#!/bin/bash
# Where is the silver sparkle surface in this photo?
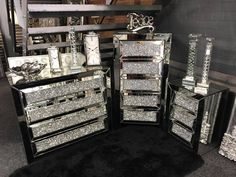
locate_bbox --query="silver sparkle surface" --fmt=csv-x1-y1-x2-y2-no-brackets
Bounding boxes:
171,105,196,128
23,77,104,104
26,93,104,123
31,105,107,138
123,109,157,122
201,38,214,85
200,114,211,144
219,133,236,161
123,95,159,107
185,34,201,78
120,41,164,57
122,79,160,91
174,91,199,114
35,120,106,153
122,62,162,75
127,13,154,32
171,122,193,142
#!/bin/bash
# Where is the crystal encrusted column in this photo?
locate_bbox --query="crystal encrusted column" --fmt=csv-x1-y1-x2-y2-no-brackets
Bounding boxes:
69,27,80,73
182,34,201,90
195,38,214,95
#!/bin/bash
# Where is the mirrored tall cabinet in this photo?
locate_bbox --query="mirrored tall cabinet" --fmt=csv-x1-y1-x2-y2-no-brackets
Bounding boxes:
113,32,172,125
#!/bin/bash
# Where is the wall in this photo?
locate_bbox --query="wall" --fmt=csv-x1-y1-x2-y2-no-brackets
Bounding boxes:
157,0,236,91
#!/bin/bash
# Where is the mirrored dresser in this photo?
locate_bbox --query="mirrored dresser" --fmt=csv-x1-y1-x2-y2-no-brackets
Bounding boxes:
11,68,111,162
113,32,172,125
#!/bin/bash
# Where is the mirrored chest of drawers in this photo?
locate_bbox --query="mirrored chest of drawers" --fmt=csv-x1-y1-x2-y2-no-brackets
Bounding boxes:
167,80,228,152
11,69,111,162
113,32,172,125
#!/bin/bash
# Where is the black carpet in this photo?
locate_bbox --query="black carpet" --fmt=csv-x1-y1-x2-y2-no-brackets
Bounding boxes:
10,125,204,177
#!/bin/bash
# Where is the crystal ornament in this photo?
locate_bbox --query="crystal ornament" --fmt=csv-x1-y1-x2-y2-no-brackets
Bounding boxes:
123,109,157,122
69,27,81,72
219,133,236,161
182,34,202,90
31,105,106,138
195,38,214,95
35,120,106,153
26,93,104,123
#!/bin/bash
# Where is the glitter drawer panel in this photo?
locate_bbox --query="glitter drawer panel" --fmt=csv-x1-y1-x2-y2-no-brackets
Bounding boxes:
123,109,157,122
34,120,106,153
122,62,162,75
120,41,164,57
30,105,107,138
171,122,193,143
26,93,104,123
21,77,104,104
123,95,160,107
171,105,196,128
174,91,199,114
122,79,161,91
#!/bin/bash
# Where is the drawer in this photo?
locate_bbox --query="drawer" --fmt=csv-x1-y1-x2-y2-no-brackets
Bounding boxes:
26,93,104,123
122,79,161,92
123,109,158,122
122,94,160,107
120,40,164,57
33,119,106,153
122,61,163,75
170,121,193,143
171,105,196,128
173,91,199,114
30,105,107,138
21,77,104,105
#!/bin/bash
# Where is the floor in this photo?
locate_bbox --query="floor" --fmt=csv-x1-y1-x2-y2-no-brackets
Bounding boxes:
0,78,235,177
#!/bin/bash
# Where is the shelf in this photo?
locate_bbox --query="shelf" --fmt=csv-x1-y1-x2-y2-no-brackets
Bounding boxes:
28,4,162,18
28,24,127,35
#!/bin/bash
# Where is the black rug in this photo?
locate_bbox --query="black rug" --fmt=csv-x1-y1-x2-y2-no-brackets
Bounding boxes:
10,126,204,177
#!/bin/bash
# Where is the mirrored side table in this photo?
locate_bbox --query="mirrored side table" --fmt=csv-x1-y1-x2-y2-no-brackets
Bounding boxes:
166,80,228,152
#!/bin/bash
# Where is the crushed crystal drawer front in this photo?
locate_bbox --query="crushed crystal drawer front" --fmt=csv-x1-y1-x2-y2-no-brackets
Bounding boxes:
174,91,198,113
30,105,107,138
22,77,104,104
122,79,160,91
171,122,193,142
171,105,196,128
123,95,159,107
123,109,157,122
122,62,162,75
120,41,164,57
34,120,106,153
26,93,104,123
